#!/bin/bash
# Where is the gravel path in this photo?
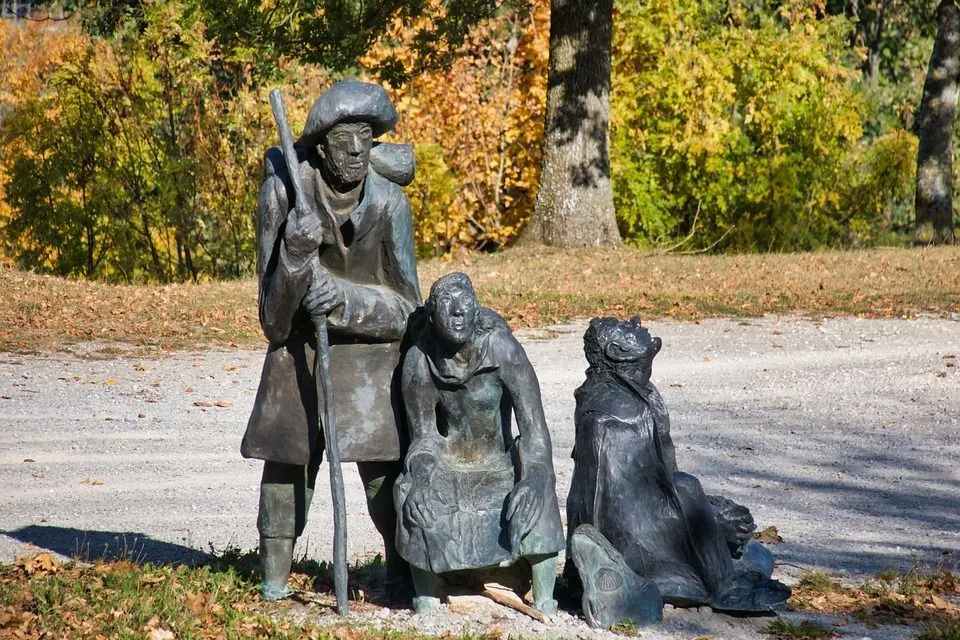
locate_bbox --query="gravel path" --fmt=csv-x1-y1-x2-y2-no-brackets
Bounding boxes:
1,315,958,638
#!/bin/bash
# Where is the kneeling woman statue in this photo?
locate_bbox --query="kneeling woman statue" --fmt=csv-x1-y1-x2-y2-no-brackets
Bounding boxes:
395,272,564,615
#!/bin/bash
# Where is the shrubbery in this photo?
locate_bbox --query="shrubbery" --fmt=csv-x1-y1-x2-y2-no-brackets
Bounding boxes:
611,0,917,251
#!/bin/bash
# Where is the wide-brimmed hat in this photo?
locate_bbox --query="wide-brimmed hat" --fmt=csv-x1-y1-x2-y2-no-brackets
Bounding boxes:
298,79,397,145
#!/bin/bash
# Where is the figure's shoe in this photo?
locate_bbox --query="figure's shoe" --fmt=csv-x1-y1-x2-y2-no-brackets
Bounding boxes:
534,597,558,616
412,595,442,615
260,581,294,601
570,525,663,629
259,536,295,601
711,570,791,614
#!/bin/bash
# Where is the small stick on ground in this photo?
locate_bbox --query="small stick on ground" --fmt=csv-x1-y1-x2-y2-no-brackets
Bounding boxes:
482,582,547,622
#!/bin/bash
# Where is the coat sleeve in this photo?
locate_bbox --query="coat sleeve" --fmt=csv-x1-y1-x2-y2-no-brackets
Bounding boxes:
400,344,443,480
646,386,678,475
497,331,558,484
326,188,422,341
257,148,312,345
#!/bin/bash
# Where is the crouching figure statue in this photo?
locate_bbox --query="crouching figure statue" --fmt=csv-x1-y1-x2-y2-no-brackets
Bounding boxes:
395,272,565,615
566,317,790,628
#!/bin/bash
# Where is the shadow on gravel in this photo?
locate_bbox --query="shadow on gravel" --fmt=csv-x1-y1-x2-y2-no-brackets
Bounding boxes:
1,525,212,565
673,408,960,577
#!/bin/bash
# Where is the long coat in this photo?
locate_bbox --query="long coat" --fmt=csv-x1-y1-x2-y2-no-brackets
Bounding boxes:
241,145,421,466
567,374,733,599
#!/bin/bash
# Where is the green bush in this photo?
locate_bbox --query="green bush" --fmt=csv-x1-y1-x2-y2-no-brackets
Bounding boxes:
611,0,914,251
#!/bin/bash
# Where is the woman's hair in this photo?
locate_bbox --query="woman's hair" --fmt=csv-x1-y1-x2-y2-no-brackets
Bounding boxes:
427,272,476,311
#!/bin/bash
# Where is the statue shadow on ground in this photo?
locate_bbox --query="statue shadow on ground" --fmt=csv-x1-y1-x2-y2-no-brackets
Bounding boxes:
2,525,213,565
649,415,960,578
1,525,408,609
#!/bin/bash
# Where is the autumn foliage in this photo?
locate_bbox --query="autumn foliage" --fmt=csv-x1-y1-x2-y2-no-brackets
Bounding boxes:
0,0,930,282
0,7,329,282
360,0,550,256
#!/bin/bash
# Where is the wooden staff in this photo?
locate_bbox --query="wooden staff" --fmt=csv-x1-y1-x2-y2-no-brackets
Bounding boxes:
269,88,349,616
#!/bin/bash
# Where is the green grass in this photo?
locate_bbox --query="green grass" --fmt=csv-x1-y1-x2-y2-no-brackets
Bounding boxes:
609,619,640,636
918,620,960,640
0,551,459,640
764,619,835,639
795,571,845,594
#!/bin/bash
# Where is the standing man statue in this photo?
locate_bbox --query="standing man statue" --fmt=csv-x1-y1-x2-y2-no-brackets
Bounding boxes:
241,79,421,601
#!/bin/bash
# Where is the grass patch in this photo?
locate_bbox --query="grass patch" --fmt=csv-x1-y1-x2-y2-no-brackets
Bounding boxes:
764,619,836,639
609,619,640,635
1,245,958,354
919,620,960,640
795,571,845,594
789,567,960,627
0,551,451,640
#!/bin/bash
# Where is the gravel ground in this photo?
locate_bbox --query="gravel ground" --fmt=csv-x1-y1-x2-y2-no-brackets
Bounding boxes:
1,315,958,638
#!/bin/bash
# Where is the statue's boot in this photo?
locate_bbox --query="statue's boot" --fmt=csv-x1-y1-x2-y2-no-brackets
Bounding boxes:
569,525,663,629
410,566,444,615
259,536,295,601
710,570,791,614
530,553,559,615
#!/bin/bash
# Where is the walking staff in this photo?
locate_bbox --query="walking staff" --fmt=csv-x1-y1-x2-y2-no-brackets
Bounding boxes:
268,89,349,615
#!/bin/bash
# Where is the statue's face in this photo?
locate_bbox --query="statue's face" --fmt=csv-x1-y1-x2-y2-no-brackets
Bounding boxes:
318,122,373,188
603,325,660,384
431,283,478,348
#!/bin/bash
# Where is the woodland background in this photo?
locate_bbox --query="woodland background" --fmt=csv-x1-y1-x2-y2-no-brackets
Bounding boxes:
0,0,947,282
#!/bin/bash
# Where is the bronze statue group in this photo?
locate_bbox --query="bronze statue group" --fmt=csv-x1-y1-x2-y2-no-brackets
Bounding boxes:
240,80,790,629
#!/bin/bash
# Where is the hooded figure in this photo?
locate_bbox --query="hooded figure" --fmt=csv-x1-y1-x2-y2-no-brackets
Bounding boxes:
566,317,789,625
241,79,421,601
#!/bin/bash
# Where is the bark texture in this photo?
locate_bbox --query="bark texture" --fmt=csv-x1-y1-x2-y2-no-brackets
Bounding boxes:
915,0,959,245
521,0,621,247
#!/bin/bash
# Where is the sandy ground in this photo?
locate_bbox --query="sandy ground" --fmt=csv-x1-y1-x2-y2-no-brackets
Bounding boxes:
1,315,958,638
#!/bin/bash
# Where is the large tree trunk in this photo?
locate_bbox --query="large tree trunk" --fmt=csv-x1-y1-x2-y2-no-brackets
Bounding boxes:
915,0,959,245
521,0,621,247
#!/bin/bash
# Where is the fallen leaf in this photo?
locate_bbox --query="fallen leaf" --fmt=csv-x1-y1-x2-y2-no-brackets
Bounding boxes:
148,627,174,640
15,552,61,575
80,478,104,486
184,591,206,615
754,526,784,544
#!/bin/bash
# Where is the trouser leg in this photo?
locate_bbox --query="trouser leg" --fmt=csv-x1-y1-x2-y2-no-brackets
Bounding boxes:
356,460,409,589
529,553,559,615
257,459,319,599
410,565,444,614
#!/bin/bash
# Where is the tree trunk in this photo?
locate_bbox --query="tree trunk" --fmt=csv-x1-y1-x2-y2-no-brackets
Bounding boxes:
521,0,621,247
915,0,959,245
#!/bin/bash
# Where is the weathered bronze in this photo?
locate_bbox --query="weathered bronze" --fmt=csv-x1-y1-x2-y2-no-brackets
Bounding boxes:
395,273,564,615
566,317,790,625
241,79,421,604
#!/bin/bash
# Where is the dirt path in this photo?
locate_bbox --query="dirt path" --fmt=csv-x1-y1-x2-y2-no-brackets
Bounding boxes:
2,315,958,638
